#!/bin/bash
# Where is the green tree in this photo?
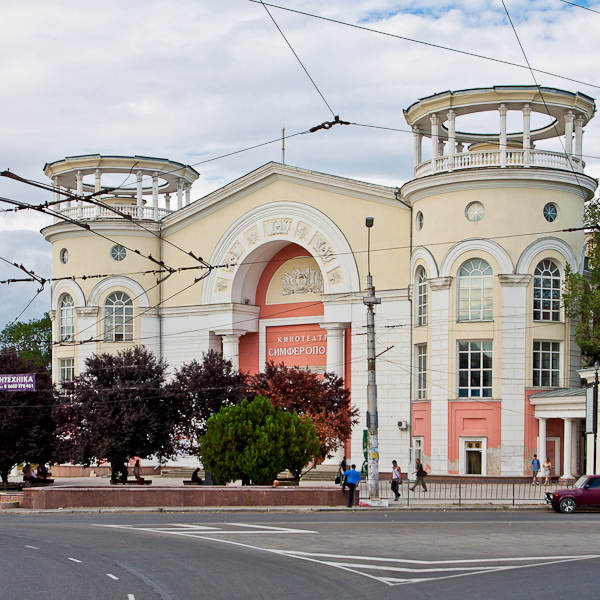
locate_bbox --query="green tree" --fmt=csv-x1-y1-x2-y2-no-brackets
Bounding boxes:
56,346,178,483
563,199,600,362
0,313,52,371
199,396,320,485
0,347,58,488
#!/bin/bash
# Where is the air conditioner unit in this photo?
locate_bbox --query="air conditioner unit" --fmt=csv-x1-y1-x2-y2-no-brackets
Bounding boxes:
397,420,409,430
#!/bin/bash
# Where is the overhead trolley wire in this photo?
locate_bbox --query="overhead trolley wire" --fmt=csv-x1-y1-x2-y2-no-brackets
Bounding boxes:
246,0,600,91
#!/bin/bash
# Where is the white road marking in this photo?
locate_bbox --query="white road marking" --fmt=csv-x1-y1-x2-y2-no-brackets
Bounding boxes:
68,558,82,563
96,523,600,587
96,523,316,535
127,595,135,600
106,573,119,580
24,545,39,550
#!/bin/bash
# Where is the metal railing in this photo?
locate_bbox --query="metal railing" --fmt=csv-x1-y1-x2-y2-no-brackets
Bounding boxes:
360,479,567,506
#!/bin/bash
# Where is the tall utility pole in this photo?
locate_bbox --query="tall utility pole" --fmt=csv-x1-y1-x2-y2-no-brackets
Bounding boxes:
363,217,381,499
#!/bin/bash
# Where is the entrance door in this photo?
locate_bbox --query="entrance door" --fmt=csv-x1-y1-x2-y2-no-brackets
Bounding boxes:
547,438,560,476
466,450,482,475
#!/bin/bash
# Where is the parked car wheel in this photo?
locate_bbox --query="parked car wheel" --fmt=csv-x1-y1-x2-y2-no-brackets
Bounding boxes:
559,498,577,514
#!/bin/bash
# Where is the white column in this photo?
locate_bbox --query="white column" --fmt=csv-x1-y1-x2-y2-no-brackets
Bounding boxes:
447,110,456,171
538,417,547,463
76,171,83,218
219,332,243,370
499,104,507,168
152,172,159,220
522,104,531,167
64,189,72,208
430,114,440,173
499,274,531,475
322,323,346,379
164,193,171,211
413,126,422,171
177,179,184,210
185,183,191,206
94,169,101,217
563,417,573,479
428,276,452,474
574,116,584,170
564,111,574,156
75,307,99,376
136,170,143,218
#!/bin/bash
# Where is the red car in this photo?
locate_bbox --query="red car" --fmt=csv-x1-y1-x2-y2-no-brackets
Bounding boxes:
545,475,600,513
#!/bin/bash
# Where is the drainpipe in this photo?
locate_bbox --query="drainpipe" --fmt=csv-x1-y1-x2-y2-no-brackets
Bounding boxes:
158,220,163,361
395,188,413,470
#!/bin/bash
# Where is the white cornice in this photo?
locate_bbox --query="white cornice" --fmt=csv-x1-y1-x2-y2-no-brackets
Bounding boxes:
162,162,400,236
41,220,160,244
400,168,597,204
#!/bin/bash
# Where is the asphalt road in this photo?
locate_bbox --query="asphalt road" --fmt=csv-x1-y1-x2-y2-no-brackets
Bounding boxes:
1,510,599,599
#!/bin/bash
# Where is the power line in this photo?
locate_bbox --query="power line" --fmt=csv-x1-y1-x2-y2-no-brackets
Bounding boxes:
246,0,600,90
558,0,600,15
257,0,336,118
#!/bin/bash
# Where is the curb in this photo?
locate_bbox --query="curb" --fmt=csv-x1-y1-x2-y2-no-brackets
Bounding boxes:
0,503,549,515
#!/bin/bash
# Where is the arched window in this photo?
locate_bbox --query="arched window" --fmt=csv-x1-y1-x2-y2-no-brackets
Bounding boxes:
458,259,493,321
104,292,134,342
533,260,561,322
59,294,75,341
416,267,428,326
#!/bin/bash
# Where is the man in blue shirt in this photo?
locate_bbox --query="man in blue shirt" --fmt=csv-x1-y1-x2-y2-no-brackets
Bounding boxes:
531,454,541,485
343,464,361,508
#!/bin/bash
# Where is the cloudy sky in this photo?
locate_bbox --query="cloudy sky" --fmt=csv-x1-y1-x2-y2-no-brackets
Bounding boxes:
1,0,599,329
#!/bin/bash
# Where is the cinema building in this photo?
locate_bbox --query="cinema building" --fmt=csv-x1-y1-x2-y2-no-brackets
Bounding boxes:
43,86,599,478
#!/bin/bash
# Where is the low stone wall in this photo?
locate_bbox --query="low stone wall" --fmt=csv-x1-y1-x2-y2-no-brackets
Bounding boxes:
0,493,23,507
22,486,356,510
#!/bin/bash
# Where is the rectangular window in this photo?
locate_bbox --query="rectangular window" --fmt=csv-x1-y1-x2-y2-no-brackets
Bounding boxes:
533,341,560,387
458,341,492,398
416,344,427,399
59,358,75,383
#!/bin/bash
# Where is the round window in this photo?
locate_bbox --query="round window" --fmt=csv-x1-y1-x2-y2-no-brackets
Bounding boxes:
59,248,69,264
466,201,485,222
543,202,558,223
416,211,424,231
110,245,127,261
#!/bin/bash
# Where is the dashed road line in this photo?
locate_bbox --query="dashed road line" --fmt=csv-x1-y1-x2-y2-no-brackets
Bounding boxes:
24,545,39,550
127,595,136,600
107,573,119,580
68,558,82,563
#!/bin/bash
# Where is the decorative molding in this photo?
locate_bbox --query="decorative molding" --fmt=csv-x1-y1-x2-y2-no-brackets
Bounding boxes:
48,310,56,321
516,236,578,274
428,276,453,291
222,242,244,272
312,233,335,262
245,227,259,246
52,279,86,310
296,222,310,240
75,306,99,318
281,268,323,296
327,267,343,287
411,246,439,281
88,276,150,308
440,238,513,277
401,163,597,204
216,278,230,292
201,201,360,305
498,274,532,287
265,218,292,236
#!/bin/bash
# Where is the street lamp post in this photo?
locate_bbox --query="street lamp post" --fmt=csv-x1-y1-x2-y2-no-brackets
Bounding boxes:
595,361,599,474
363,217,381,499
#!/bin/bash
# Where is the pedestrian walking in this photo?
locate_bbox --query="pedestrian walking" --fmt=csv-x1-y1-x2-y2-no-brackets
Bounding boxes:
338,457,347,494
543,458,552,486
390,460,401,501
410,458,427,492
531,454,541,485
343,464,361,508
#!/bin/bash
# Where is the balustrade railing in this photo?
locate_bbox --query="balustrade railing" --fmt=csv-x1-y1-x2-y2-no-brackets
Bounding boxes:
414,149,584,178
54,204,173,222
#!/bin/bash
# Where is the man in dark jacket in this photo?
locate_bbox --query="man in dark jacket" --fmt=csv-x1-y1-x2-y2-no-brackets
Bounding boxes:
410,458,427,492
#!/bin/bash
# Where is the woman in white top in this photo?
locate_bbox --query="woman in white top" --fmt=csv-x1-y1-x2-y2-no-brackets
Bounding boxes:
543,458,552,486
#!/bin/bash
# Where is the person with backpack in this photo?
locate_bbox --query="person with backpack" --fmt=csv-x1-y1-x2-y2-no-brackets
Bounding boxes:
410,458,427,492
